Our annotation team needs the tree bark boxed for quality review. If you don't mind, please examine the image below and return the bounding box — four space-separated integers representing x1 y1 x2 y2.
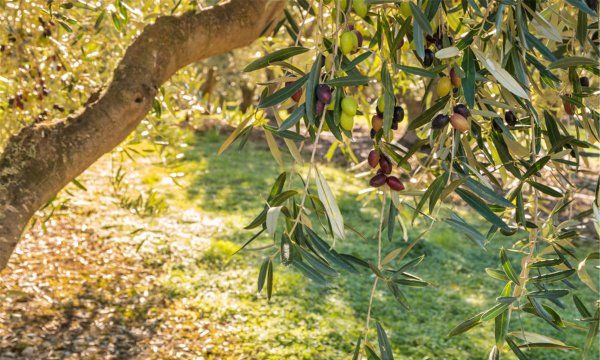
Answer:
0 0 285 271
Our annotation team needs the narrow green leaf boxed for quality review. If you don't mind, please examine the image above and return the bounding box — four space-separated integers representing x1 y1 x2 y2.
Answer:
495 282 512 347
278 105 305 131
481 302 510 322
244 46 309 72
463 178 514 208
395 64 445 78
462 47 476 108
521 156 551 180
324 74 371 87
549 56 598 69
445 214 486 249
258 257 270 293
376 322 394 360
305 55 323 125
258 75 308 108
529 269 576 283
315 166 345 241
506 336 530 360
486 268 509 281
500 248 521 285
455 189 510 231
448 312 484 337
292 260 328 284
409 1 433 34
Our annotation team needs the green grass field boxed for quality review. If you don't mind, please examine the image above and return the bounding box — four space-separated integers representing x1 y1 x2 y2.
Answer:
134 131 598 359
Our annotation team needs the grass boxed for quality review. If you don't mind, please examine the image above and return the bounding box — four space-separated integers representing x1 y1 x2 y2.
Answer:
130 130 598 359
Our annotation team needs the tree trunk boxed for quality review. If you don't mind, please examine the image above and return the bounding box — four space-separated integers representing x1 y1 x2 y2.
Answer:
0 0 285 271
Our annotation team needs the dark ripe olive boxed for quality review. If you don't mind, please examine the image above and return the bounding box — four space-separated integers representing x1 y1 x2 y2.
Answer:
393 106 404 123
563 97 574 115
315 100 325 117
286 82 303 102
391 121 398 130
372 115 383 131
580 76 590 87
355 30 363 49
425 34 436 44
504 110 517 127
423 49 434 67
453 103 470 118
379 156 392 174
434 37 443 50
316 84 332 104
369 173 387 187
450 68 461 88
386 176 405 191
370 128 376 138
368 150 380 168
431 114 450 129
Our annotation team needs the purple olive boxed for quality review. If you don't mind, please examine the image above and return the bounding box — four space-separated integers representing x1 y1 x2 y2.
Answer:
315 100 325 117
355 30 363 49
431 114 450 129
393 106 404 123
580 76 590 87
369 173 387 187
386 176 405 191
379 156 392 174
370 128 376 138
316 84 332 104
504 110 517 127
423 49 434 67
453 104 470 118
286 81 302 102
368 150 380 168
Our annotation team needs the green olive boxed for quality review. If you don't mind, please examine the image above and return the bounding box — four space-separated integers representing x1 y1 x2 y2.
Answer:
353 0 368 18
436 77 452 97
340 112 355 131
341 97 358 116
340 31 358 55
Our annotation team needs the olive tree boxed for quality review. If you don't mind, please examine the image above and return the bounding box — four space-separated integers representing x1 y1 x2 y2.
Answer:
1 0 599 358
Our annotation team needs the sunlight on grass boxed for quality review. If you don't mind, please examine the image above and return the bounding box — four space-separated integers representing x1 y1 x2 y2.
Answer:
126 132 598 359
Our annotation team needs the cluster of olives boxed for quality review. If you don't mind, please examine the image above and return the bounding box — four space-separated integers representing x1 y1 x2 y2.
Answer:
435 68 461 97
287 81 358 132
368 97 404 138
431 104 470 132
364 96 406 191
340 25 364 55
367 150 405 191
422 28 454 67
562 75 592 116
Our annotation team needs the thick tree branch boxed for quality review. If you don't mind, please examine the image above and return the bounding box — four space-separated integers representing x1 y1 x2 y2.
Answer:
0 0 285 271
